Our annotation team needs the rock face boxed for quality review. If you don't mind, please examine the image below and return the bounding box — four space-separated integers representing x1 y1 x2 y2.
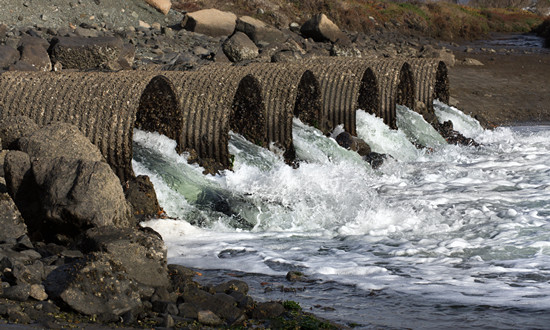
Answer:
0 116 39 150
49 36 127 70
4 122 133 241
79 226 170 288
300 14 347 43
45 253 142 317
236 16 287 46
182 9 237 38
0 192 28 242
222 32 259 62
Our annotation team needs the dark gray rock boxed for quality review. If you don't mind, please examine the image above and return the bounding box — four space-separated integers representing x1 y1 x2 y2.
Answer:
79 227 169 288
213 279 249 295
32 157 134 234
12 260 44 285
197 310 223 326
45 253 142 316
251 301 285 319
0 45 19 69
0 283 30 301
336 132 371 156
300 14 347 43
0 192 27 242
124 175 161 221
183 286 243 323
222 32 259 62
363 152 387 170
18 43 52 71
0 115 40 150
236 16 287 46
17 35 49 49
49 36 125 70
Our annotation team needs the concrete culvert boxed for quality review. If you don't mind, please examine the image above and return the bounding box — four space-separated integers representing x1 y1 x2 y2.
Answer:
0 71 179 182
199 63 323 164
162 69 261 174
408 59 450 125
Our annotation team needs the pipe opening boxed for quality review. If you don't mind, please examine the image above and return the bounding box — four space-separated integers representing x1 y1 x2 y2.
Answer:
395 62 416 129
231 74 266 147
135 75 181 149
357 67 379 121
435 61 450 104
293 70 326 132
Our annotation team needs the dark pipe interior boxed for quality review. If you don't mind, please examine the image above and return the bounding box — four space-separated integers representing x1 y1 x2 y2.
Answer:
135 75 182 150
231 74 266 147
435 61 450 104
293 70 326 132
357 67 379 120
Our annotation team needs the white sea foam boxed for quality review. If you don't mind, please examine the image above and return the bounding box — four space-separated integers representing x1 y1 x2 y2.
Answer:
134 104 550 326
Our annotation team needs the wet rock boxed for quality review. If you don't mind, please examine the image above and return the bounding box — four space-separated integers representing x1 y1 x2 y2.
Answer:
183 286 244 323
363 152 387 169
435 121 479 147
79 226 169 288
49 36 125 70
0 115 40 150
213 279 249 295
236 16 287 46
0 192 28 243
45 253 142 316
182 9 236 38
300 14 347 43
251 301 285 319
124 175 161 221
222 32 259 62
336 132 371 156
0 45 20 69
198 310 223 326
145 0 171 15
168 264 198 293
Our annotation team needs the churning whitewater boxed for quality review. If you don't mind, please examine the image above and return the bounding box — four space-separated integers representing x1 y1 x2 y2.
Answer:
133 102 550 328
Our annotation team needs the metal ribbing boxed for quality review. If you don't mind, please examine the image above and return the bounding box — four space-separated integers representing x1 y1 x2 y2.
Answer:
303 59 377 136
408 59 450 124
162 70 251 169
0 71 176 182
198 63 322 162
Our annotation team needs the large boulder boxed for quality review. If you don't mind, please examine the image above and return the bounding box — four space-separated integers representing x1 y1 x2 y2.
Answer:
300 14 347 43
45 253 142 317
182 9 237 38
49 36 127 70
236 16 287 46
222 32 259 62
31 157 134 234
0 45 20 70
18 44 51 72
0 116 40 150
0 192 28 242
78 226 169 288
17 122 104 162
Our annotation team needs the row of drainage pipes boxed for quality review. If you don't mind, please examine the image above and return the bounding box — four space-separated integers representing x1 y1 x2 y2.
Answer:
0 57 449 182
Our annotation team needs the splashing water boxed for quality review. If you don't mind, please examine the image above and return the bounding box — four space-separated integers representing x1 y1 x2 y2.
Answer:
356 109 420 161
434 99 485 138
396 104 447 148
136 104 550 328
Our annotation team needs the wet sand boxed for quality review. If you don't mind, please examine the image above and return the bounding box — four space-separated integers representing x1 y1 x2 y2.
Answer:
448 35 550 127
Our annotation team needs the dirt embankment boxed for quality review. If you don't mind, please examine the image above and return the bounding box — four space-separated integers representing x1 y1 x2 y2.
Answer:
448 38 550 126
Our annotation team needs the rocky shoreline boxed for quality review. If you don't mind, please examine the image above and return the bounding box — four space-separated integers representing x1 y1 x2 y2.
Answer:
1 0 549 328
